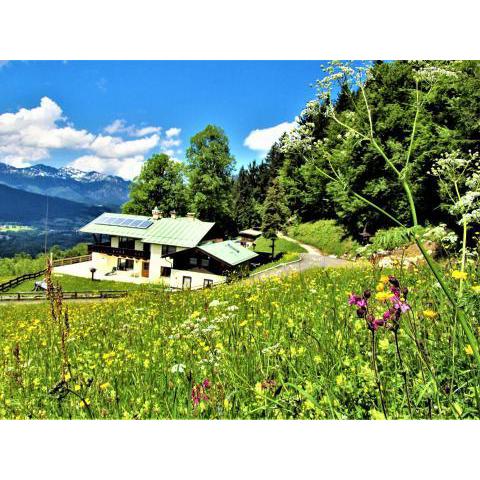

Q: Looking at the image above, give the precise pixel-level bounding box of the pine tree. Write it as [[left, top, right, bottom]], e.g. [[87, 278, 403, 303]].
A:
[[261, 178, 290, 258]]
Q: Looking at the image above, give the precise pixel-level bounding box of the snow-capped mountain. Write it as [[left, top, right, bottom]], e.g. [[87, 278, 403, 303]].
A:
[[0, 163, 131, 207]]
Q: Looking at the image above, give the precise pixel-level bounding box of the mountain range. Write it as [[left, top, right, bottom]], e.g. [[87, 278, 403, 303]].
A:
[[0, 183, 104, 225], [0, 163, 131, 207]]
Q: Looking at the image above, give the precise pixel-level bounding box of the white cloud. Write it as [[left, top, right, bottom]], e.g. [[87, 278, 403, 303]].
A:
[[243, 121, 296, 152], [104, 119, 126, 135], [104, 119, 161, 137], [0, 97, 182, 178], [69, 155, 145, 180], [165, 127, 181, 138], [90, 134, 160, 158]]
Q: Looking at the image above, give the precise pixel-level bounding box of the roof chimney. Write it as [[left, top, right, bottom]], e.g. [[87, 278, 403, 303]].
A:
[[170, 210, 176, 219], [152, 206, 161, 220], [186, 212, 196, 221]]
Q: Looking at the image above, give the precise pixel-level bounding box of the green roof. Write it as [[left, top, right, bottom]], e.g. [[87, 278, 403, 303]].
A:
[[198, 240, 258, 266], [80, 213, 214, 247], [79, 213, 152, 239], [141, 217, 215, 248]]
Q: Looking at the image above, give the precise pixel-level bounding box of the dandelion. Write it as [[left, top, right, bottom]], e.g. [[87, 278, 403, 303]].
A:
[[100, 382, 110, 390], [465, 344, 474, 356], [423, 309, 438, 319], [471, 285, 480, 294], [451, 270, 468, 280]]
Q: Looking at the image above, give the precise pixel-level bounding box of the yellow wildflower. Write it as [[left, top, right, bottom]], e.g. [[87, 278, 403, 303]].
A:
[[376, 283, 385, 292], [472, 285, 480, 294], [423, 309, 438, 319], [465, 344, 474, 356], [335, 373, 345, 386], [100, 382, 110, 390], [451, 270, 468, 280], [375, 291, 392, 302], [380, 275, 389, 283], [74, 384, 81, 392], [378, 338, 389, 351], [314, 355, 321, 364]]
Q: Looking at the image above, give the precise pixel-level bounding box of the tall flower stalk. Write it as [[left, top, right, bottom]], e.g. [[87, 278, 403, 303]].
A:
[[283, 61, 480, 369]]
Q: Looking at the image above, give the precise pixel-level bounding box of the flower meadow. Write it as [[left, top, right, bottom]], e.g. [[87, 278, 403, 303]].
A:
[[0, 263, 479, 420]]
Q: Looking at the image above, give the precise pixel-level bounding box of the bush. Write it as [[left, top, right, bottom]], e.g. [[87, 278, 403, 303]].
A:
[[287, 220, 359, 257], [357, 224, 459, 257]]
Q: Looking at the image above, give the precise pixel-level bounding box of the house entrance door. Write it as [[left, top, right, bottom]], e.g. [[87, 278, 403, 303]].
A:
[[142, 261, 150, 278], [182, 276, 192, 290]]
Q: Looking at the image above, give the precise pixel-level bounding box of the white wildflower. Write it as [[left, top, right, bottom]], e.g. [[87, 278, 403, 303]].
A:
[[170, 363, 186, 373]]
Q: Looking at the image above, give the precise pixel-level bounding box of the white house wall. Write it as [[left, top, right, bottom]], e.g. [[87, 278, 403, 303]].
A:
[[170, 269, 225, 289], [148, 244, 173, 280]]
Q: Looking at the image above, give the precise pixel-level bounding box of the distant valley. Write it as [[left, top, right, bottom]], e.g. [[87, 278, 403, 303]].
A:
[[0, 164, 128, 257]]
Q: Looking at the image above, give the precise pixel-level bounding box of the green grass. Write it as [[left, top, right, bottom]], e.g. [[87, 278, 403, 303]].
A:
[[7, 274, 160, 293], [288, 220, 359, 257], [0, 262, 478, 419], [253, 236, 306, 255]]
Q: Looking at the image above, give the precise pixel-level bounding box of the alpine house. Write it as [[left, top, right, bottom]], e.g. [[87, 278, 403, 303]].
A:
[[79, 208, 259, 289]]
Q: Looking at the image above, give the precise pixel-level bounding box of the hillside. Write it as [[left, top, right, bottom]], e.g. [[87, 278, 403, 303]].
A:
[[0, 183, 103, 224], [0, 264, 476, 419], [0, 163, 130, 207]]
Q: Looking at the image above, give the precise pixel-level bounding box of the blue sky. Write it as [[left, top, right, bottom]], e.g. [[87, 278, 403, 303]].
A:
[[0, 61, 325, 179]]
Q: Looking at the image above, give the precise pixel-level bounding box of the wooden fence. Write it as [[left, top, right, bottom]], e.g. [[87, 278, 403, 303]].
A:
[[0, 290, 128, 302], [0, 269, 47, 292], [0, 254, 92, 292]]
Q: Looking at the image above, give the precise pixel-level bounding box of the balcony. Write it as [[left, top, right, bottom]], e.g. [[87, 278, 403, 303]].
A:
[[87, 243, 149, 260]]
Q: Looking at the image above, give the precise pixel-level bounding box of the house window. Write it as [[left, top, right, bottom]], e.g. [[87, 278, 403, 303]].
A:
[[200, 258, 210, 267], [143, 243, 151, 255], [189, 257, 198, 266], [182, 276, 192, 290], [118, 237, 135, 249], [160, 267, 171, 277], [162, 245, 177, 256], [204, 279, 213, 288], [117, 258, 134, 271]]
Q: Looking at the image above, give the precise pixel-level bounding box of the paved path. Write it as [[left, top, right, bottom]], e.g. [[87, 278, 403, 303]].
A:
[[250, 234, 350, 281]]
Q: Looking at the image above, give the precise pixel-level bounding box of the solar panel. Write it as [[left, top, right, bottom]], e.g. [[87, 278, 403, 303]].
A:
[[93, 215, 153, 229]]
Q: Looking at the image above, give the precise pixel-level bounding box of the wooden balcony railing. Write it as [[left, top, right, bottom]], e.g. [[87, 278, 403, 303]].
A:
[[87, 244, 149, 260]]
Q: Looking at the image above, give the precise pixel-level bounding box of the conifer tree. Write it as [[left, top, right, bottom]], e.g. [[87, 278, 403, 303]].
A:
[[261, 178, 290, 258]]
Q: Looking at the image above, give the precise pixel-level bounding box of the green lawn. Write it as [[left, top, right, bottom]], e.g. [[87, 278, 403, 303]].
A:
[[7, 273, 161, 293], [253, 236, 306, 255]]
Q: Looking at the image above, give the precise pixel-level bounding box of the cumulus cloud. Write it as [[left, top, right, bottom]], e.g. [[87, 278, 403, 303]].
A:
[[0, 96, 183, 178], [69, 155, 145, 180], [243, 121, 296, 153], [165, 127, 181, 138], [104, 119, 161, 137]]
